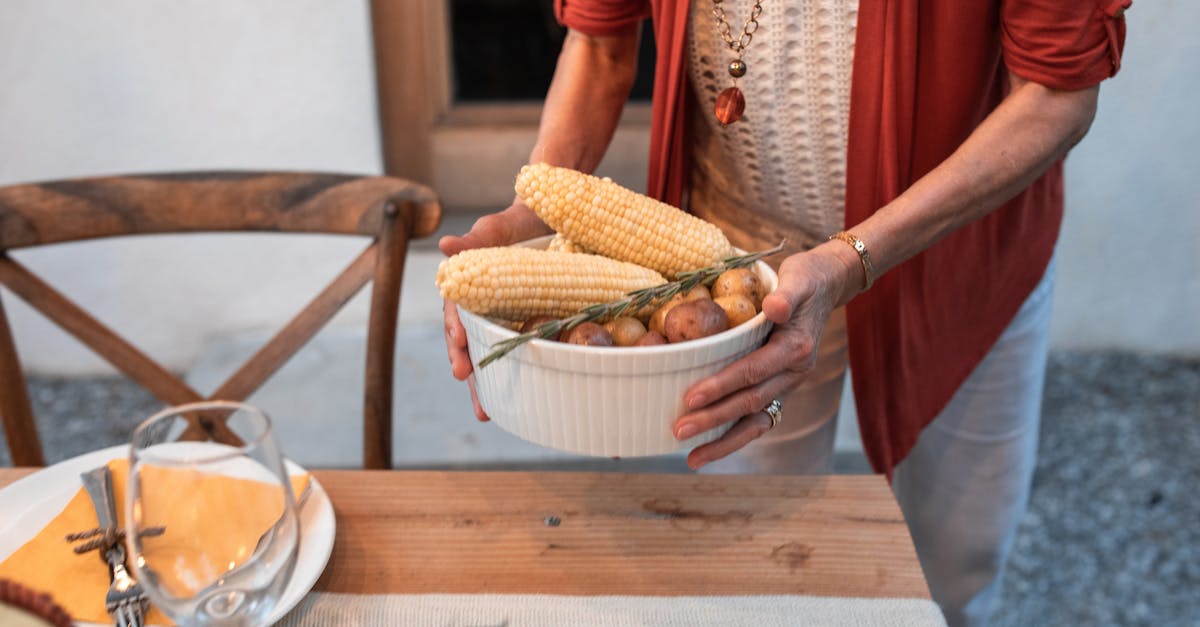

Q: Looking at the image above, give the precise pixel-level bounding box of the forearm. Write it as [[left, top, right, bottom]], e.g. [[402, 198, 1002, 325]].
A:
[[531, 27, 640, 172], [824, 75, 1099, 301]]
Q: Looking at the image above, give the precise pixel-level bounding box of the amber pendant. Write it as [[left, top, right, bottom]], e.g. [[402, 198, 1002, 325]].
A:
[[714, 86, 745, 125]]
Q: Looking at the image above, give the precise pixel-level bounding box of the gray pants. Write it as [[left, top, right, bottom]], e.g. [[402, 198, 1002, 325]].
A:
[[704, 260, 1055, 627]]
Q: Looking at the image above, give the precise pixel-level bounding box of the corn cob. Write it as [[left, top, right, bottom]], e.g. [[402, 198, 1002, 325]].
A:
[[436, 246, 666, 321], [515, 163, 734, 278], [546, 233, 593, 254]]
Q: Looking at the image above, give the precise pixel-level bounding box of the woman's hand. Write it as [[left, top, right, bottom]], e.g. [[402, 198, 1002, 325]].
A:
[[440, 200, 552, 421], [673, 241, 863, 469]]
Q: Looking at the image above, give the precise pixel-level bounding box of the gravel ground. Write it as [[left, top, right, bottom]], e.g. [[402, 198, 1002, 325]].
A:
[[3, 350, 1197, 625], [992, 351, 1200, 627], [0, 376, 164, 466]]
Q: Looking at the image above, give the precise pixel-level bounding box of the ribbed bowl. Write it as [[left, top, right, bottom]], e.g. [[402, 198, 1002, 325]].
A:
[[458, 236, 778, 458]]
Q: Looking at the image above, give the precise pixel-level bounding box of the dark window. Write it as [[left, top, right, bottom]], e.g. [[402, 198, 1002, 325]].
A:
[[449, 0, 656, 102]]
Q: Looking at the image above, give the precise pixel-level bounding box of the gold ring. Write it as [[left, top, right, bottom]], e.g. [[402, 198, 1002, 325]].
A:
[[762, 399, 782, 429]]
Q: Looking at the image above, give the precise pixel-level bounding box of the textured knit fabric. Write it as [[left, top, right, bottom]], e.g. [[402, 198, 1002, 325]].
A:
[[554, 0, 1128, 476], [687, 0, 857, 251], [276, 593, 948, 626]]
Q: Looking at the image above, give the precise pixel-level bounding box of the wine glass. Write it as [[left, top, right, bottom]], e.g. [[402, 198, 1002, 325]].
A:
[[125, 401, 299, 627]]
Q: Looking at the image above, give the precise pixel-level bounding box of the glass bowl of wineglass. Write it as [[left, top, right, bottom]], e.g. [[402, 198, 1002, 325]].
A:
[[125, 401, 299, 627]]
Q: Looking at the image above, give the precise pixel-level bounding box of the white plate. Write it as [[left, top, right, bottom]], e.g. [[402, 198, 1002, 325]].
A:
[[0, 445, 335, 626]]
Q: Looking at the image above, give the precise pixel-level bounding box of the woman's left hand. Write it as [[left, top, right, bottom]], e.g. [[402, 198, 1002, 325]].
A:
[[673, 242, 862, 469]]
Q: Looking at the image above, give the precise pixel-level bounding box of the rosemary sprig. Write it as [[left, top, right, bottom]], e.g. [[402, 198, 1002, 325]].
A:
[[477, 241, 785, 368]]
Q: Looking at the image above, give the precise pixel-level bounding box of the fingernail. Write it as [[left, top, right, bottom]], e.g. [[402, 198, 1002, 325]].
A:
[[687, 394, 706, 409], [676, 423, 698, 440]]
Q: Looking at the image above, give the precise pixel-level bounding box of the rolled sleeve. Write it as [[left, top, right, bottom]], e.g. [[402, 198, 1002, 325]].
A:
[[554, 0, 651, 37], [1001, 0, 1130, 90]]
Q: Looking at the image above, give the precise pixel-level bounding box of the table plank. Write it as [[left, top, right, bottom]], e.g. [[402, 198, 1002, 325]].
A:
[[0, 468, 930, 600], [311, 471, 928, 598]]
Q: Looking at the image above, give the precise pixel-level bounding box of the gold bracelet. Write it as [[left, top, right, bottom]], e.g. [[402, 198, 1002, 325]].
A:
[[829, 231, 876, 291]]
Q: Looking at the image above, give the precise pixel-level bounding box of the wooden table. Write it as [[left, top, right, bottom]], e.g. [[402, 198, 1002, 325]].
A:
[[0, 469, 930, 600]]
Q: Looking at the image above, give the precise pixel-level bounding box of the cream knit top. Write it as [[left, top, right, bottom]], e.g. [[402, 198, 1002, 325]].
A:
[[686, 0, 859, 252]]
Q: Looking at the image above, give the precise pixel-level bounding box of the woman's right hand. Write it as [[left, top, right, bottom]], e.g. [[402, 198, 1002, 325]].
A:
[[439, 200, 553, 421]]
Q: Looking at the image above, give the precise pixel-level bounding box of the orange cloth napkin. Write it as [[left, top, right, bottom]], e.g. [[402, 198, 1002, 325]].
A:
[[0, 458, 309, 625]]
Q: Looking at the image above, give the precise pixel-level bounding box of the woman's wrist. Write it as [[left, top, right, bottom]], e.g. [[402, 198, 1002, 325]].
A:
[[812, 239, 868, 306], [528, 141, 598, 174], [828, 231, 877, 291]]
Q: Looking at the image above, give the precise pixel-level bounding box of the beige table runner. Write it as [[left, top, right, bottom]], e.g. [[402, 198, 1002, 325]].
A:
[[276, 593, 946, 626]]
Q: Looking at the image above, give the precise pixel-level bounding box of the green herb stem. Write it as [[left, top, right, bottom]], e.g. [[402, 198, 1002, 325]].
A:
[[476, 242, 785, 368]]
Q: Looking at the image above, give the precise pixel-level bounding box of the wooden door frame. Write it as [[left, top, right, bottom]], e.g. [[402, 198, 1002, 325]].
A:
[[370, 0, 451, 185], [370, 0, 650, 211]]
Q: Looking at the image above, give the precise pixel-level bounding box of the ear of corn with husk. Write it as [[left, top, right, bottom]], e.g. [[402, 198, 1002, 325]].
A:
[[515, 163, 733, 278]]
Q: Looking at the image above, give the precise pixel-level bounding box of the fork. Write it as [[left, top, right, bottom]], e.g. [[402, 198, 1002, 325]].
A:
[[103, 542, 146, 627], [81, 466, 148, 627]]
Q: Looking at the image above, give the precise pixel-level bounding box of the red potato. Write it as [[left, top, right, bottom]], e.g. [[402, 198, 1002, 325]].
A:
[[562, 322, 615, 346], [664, 299, 730, 343], [648, 285, 712, 336]]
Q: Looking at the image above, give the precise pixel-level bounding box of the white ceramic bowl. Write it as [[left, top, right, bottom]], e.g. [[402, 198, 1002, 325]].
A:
[[458, 236, 778, 457]]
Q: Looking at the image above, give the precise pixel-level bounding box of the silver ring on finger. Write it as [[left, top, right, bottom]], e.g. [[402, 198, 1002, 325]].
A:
[[761, 399, 783, 430]]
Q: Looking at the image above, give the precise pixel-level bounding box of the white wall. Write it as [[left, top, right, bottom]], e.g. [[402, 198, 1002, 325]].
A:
[[0, 1, 381, 180], [0, 1, 1196, 378], [0, 1, 384, 375], [1050, 1, 1200, 355]]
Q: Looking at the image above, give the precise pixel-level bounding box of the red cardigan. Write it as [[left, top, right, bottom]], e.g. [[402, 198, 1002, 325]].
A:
[[555, 0, 1129, 475]]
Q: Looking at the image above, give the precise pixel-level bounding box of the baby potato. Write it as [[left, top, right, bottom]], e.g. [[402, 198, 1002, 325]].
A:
[[681, 284, 712, 301], [562, 322, 615, 347], [520, 315, 561, 341], [714, 294, 758, 327], [648, 303, 672, 337], [603, 316, 647, 347], [634, 330, 668, 346], [648, 285, 712, 336], [664, 299, 730, 343], [712, 268, 765, 309]]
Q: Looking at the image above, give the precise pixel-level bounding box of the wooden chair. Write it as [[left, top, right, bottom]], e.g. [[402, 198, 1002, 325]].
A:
[[0, 171, 441, 468]]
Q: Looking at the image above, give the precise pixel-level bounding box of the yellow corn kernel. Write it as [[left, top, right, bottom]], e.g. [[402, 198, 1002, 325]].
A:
[[515, 163, 734, 278], [436, 246, 666, 321], [546, 233, 593, 254]]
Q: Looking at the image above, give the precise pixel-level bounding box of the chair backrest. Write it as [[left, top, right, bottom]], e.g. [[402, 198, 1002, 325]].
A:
[[0, 171, 441, 469]]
